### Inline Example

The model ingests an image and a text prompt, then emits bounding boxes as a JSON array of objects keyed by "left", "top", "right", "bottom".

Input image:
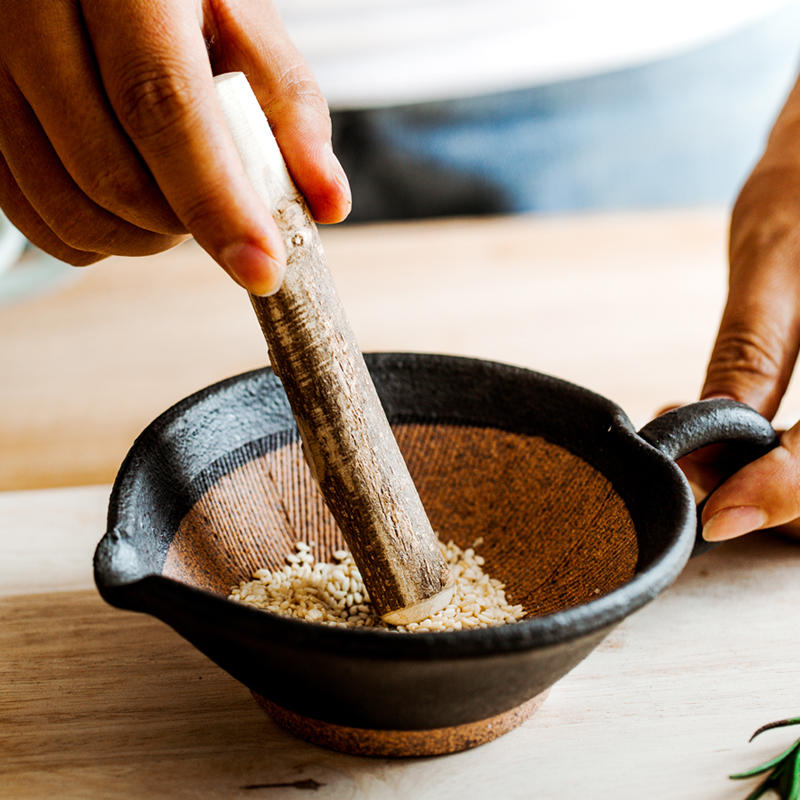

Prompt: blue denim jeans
[{"left": 331, "top": 2, "right": 800, "bottom": 221}]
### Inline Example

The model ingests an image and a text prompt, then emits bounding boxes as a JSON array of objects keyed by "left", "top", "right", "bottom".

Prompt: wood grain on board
[{"left": 2, "top": 493, "right": 800, "bottom": 799}]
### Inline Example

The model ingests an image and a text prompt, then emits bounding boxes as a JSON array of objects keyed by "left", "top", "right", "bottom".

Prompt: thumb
[{"left": 701, "top": 425, "right": 800, "bottom": 541}]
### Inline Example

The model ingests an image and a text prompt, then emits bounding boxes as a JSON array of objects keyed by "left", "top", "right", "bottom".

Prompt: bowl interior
[
  {"left": 97, "top": 354, "right": 696, "bottom": 739},
  {"left": 166, "top": 423, "right": 638, "bottom": 616}
]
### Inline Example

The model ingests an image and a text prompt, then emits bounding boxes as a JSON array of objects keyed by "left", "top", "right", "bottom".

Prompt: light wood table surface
[
  {"left": 10, "top": 205, "right": 798, "bottom": 492},
  {"left": 3, "top": 209, "right": 800, "bottom": 799}
]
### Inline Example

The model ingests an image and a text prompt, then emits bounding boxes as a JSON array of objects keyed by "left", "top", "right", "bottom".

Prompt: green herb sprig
[{"left": 731, "top": 718, "right": 800, "bottom": 799}]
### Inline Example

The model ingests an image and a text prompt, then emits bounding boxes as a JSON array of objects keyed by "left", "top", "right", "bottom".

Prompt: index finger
[
  {"left": 81, "top": 0, "right": 285, "bottom": 295},
  {"left": 701, "top": 170, "right": 800, "bottom": 418}
]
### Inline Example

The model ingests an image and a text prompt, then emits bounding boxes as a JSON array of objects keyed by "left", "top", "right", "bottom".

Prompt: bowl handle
[
  {"left": 638, "top": 398, "right": 778, "bottom": 462},
  {"left": 638, "top": 398, "right": 779, "bottom": 554}
]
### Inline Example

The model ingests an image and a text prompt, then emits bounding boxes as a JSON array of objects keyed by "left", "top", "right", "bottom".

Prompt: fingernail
[
  {"left": 702, "top": 506, "right": 768, "bottom": 542},
  {"left": 221, "top": 242, "right": 285, "bottom": 297},
  {"left": 325, "top": 144, "right": 351, "bottom": 207}
]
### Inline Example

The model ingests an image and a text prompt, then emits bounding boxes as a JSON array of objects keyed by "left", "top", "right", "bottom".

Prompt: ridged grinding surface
[{"left": 164, "top": 424, "right": 637, "bottom": 617}]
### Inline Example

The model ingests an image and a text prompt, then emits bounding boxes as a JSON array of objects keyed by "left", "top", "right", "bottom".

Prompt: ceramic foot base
[{"left": 252, "top": 689, "right": 550, "bottom": 758}]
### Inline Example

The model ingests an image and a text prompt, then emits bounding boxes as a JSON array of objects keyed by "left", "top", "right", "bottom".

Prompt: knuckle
[
  {"left": 47, "top": 204, "right": 178, "bottom": 257},
  {"left": 18, "top": 220, "right": 104, "bottom": 266},
  {"left": 74, "top": 153, "right": 184, "bottom": 234},
  {"left": 48, "top": 210, "right": 115, "bottom": 253},
  {"left": 707, "top": 323, "right": 785, "bottom": 386},
  {"left": 112, "top": 64, "right": 194, "bottom": 143},
  {"left": 174, "top": 191, "right": 225, "bottom": 238},
  {"left": 731, "top": 211, "right": 797, "bottom": 268},
  {"left": 39, "top": 191, "right": 114, "bottom": 251},
  {"left": 78, "top": 153, "right": 144, "bottom": 213},
  {"left": 265, "top": 66, "right": 331, "bottom": 129},
  {"left": 730, "top": 168, "right": 800, "bottom": 260}
]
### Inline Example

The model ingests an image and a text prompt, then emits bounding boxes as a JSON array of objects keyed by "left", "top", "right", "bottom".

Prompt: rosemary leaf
[
  {"left": 740, "top": 777, "right": 779, "bottom": 800},
  {"left": 788, "top": 752, "right": 800, "bottom": 800},
  {"left": 751, "top": 720, "right": 800, "bottom": 742},
  {"left": 731, "top": 718, "right": 800, "bottom": 800},
  {"left": 731, "top": 743, "right": 800, "bottom": 780}
]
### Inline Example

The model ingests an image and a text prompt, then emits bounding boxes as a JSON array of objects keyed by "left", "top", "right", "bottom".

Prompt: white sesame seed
[{"left": 228, "top": 538, "right": 526, "bottom": 632}]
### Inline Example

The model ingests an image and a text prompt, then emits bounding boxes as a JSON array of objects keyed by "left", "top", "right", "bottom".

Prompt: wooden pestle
[{"left": 214, "top": 73, "right": 455, "bottom": 625}]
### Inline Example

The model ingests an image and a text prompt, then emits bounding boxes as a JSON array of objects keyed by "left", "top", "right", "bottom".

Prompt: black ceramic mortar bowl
[{"left": 94, "top": 353, "right": 777, "bottom": 757}]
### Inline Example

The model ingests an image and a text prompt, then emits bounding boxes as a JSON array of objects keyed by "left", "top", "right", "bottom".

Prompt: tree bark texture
[{"left": 214, "top": 73, "right": 454, "bottom": 622}]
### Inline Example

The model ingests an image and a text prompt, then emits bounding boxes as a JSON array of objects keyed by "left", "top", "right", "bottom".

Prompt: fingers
[
  {"left": 0, "top": 0, "right": 350, "bottom": 291},
  {"left": 89, "top": 0, "right": 350, "bottom": 293},
  {"left": 257, "top": 81, "right": 352, "bottom": 225},
  {"left": 696, "top": 181, "right": 800, "bottom": 540},
  {"left": 701, "top": 169, "right": 800, "bottom": 418},
  {"left": 0, "top": 0, "right": 185, "bottom": 239},
  {"left": 0, "top": 73, "right": 186, "bottom": 261},
  {"left": 204, "top": 0, "right": 352, "bottom": 224},
  {"left": 71, "top": 0, "right": 278, "bottom": 294},
  {"left": 78, "top": 0, "right": 350, "bottom": 295},
  {"left": 0, "top": 150, "right": 103, "bottom": 267},
  {"left": 693, "top": 78, "right": 800, "bottom": 542},
  {"left": 702, "top": 424, "right": 800, "bottom": 541},
  {"left": 702, "top": 75, "right": 800, "bottom": 416}
]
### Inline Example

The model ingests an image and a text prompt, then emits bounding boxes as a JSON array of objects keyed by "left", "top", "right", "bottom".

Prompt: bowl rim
[{"left": 95, "top": 352, "right": 697, "bottom": 659}]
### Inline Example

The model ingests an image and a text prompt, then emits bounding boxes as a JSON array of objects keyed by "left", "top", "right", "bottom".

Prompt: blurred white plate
[
  {"left": 0, "top": 210, "right": 27, "bottom": 276},
  {"left": 0, "top": 214, "right": 78, "bottom": 307}
]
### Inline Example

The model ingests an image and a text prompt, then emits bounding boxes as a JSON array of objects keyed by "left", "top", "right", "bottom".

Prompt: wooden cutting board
[{"left": 3, "top": 486, "right": 800, "bottom": 799}]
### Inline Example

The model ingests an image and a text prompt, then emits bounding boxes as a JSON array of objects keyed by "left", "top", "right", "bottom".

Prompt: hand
[
  {"left": 687, "top": 74, "right": 800, "bottom": 542},
  {"left": 0, "top": 0, "right": 351, "bottom": 295}
]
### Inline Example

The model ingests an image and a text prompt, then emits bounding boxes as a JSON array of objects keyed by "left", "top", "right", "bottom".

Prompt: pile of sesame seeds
[{"left": 229, "top": 539, "right": 525, "bottom": 632}]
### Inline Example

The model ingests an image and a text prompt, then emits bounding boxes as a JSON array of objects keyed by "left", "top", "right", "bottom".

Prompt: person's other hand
[
  {"left": 687, "top": 75, "right": 800, "bottom": 542},
  {"left": 0, "top": 0, "right": 351, "bottom": 295}
]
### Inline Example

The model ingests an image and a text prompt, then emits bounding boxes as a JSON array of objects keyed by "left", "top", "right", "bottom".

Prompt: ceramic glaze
[{"left": 94, "top": 353, "right": 777, "bottom": 755}]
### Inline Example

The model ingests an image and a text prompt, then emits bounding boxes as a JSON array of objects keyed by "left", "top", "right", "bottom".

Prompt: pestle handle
[{"left": 214, "top": 72, "right": 454, "bottom": 625}]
